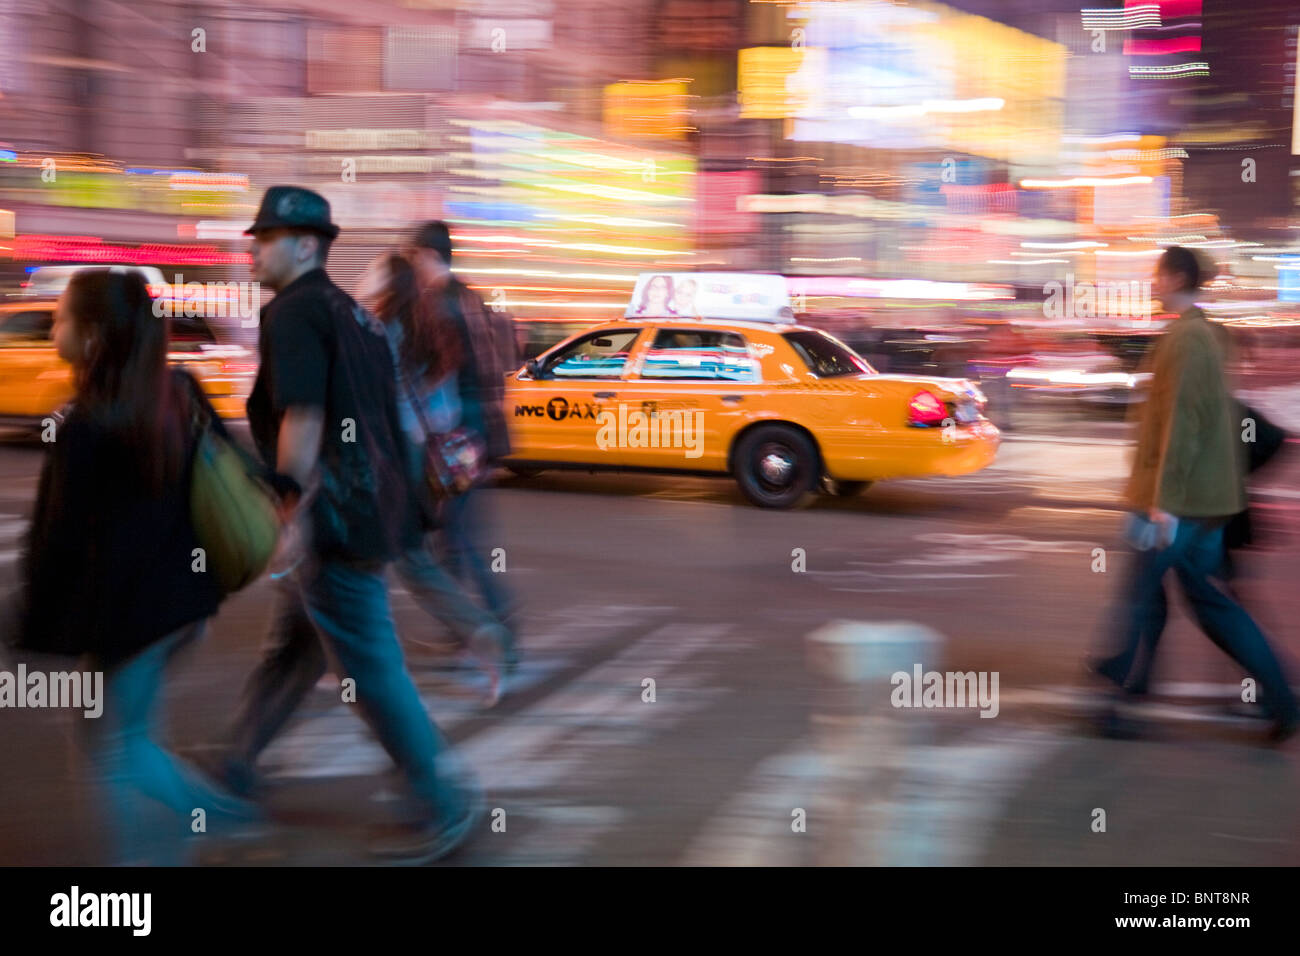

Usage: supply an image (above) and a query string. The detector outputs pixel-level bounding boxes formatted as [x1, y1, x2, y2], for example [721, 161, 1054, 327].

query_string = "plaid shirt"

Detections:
[447, 279, 518, 461]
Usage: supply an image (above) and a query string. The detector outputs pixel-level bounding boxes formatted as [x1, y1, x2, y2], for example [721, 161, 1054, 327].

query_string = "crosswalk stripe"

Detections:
[259, 612, 727, 789]
[681, 727, 1066, 866]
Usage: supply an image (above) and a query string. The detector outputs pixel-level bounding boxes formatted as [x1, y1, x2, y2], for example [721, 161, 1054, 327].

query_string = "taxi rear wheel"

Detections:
[733, 425, 818, 509]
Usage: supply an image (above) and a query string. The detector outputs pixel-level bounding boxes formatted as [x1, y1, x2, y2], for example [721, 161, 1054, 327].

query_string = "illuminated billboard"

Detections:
[444, 119, 697, 325]
[786, 0, 1065, 164]
[625, 272, 791, 321]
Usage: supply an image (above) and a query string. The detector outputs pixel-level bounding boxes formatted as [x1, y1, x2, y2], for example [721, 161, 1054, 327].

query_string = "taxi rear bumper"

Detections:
[826, 421, 1001, 481]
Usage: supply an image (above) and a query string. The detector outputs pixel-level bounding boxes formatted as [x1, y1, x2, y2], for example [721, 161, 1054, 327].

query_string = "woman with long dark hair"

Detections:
[365, 252, 511, 706]
[17, 268, 257, 863]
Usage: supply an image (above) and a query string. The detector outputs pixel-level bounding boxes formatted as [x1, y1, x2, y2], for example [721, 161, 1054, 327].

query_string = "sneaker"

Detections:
[500, 629, 522, 677]
[369, 793, 486, 864]
[502, 653, 521, 679]
[467, 624, 508, 708]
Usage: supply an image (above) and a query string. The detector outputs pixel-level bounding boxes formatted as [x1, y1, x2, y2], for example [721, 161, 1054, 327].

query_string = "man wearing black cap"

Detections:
[217, 186, 484, 861]
[410, 221, 520, 668]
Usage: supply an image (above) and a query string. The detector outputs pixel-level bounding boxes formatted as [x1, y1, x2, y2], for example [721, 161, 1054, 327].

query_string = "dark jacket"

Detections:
[444, 279, 517, 462]
[247, 268, 421, 564]
[17, 371, 222, 669]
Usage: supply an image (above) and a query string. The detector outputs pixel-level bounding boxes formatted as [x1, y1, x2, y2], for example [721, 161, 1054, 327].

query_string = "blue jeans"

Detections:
[395, 434, 505, 647]
[86, 621, 246, 865]
[226, 558, 466, 822]
[1095, 517, 1298, 722]
[440, 485, 515, 634]
[394, 535, 507, 647]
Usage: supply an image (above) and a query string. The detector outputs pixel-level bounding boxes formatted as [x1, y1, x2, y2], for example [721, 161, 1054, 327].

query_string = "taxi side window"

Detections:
[639, 329, 757, 382]
[782, 330, 872, 377]
[0, 311, 54, 340]
[540, 329, 641, 380]
[168, 315, 220, 349]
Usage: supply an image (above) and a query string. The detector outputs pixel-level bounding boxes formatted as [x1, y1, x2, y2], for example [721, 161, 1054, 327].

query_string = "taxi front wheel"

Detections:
[733, 425, 819, 509]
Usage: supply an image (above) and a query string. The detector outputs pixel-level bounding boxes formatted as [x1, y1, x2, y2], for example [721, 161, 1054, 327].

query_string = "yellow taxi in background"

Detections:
[0, 299, 255, 428]
[502, 272, 1000, 508]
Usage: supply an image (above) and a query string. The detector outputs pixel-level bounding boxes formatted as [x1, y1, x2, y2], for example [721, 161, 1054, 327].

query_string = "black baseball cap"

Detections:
[245, 185, 340, 240]
[413, 221, 452, 264]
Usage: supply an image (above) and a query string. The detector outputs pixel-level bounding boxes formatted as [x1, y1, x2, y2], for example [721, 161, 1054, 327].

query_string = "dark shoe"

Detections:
[189, 758, 271, 840]
[195, 752, 263, 801]
[1267, 714, 1299, 746]
[1087, 655, 1116, 680]
[369, 793, 487, 864]
[204, 787, 266, 826]
[1224, 700, 1270, 721]
[1093, 701, 1142, 740]
[1087, 657, 1152, 698]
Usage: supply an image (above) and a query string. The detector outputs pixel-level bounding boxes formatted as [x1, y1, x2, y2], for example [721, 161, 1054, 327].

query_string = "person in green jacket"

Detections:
[1092, 246, 1298, 742]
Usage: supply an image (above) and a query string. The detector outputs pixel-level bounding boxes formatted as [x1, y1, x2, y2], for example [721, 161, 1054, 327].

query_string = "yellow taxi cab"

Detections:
[0, 298, 255, 427]
[502, 272, 1000, 508]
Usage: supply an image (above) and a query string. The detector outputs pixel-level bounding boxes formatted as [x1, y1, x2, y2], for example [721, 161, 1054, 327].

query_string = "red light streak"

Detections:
[9, 234, 250, 265]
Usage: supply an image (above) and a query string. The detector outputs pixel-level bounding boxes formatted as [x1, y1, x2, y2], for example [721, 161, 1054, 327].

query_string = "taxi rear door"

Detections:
[0, 309, 72, 419]
[507, 326, 645, 465]
[616, 326, 762, 471]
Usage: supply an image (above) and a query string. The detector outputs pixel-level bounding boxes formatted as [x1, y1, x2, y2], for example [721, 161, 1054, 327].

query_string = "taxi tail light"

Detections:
[908, 390, 947, 427]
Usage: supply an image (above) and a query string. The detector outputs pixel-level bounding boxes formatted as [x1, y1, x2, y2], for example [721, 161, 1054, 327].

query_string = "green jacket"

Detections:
[1126, 306, 1246, 518]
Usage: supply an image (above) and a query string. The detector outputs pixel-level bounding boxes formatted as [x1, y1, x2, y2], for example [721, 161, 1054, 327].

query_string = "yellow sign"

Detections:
[738, 47, 821, 120]
[603, 82, 691, 140]
[784, 1, 1064, 164]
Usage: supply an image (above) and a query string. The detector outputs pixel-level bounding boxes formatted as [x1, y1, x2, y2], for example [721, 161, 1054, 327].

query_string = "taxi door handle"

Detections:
[594, 391, 616, 399]
[722, 394, 743, 404]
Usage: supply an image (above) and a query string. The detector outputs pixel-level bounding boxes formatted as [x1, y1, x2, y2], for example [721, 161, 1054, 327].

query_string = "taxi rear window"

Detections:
[0, 310, 53, 339]
[640, 329, 757, 382]
[783, 330, 872, 377]
[168, 315, 220, 349]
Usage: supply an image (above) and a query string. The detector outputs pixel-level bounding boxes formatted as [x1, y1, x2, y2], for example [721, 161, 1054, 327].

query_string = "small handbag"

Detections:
[399, 365, 487, 498]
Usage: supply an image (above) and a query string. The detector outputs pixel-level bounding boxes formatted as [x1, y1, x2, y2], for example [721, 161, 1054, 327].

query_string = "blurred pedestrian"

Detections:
[214, 187, 483, 862]
[1091, 246, 1299, 742]
[10, 268, 257, 864]
[365, 251, 511, 705]
[410, 221, 520, 671]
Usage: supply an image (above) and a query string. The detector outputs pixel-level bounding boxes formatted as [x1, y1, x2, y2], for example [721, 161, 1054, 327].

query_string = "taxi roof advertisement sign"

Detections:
[625, 272, 792, 322]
